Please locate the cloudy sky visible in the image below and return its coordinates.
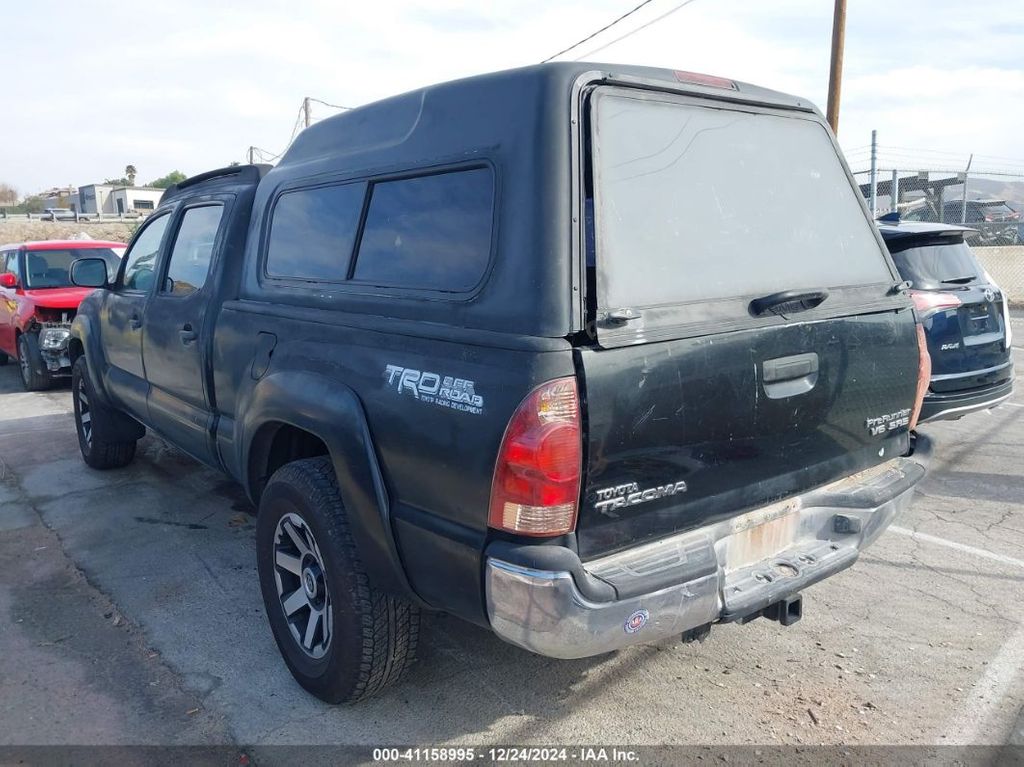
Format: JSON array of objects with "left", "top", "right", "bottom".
[{"left": 4, "top": 0, "right": 1023, "bottom": 194}]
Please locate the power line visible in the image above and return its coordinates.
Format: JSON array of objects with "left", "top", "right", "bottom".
[
  {"left": 572, "top": 0, "right": 702, "bottom": 60},
  {"left": 541, "top": 0, "right": 656, "bottom": 63}
]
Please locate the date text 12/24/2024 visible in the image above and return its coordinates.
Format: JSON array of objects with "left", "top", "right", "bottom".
[{"left": 372, "top": 747, "right": 641, "bottom": 762}]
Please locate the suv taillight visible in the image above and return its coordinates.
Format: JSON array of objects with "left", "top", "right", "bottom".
[
  {"left": 909, "top": 323, "right": 932, "bottom": 431},
  {"left": 910, "top": 290, "right": 962, "bottom": 315},
  {"left": 489, "top": 377, "right": 582, "bottom": 537}
]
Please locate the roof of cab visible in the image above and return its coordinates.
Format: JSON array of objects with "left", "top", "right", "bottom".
[{"left": 278, "top": 62, "right": 815, "bottom": 169}]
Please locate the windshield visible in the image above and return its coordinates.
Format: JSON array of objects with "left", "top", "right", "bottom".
[
  {"left": 591, "top": 92, "right": 892, "bottom": 310},
  {"left": 24, "top": 248, "right": 124, "bottom": 289},
  {"left": 888, "top": 239, "right": 983, "bottom": 289}
]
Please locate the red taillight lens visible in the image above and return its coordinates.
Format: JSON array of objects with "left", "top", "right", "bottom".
[
  {"left": 910, "top": 290, "right": 962, "bottom": 315},
  {"left": 489, "top": 377, "right": 582, "bottom": 537},
  {"left": 909, "top": 324, "right": 931, "bottom": 431}
]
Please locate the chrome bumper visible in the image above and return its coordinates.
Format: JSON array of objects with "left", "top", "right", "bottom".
[{"left": 485, "top": 439, "right": 930, "bottom": 659}]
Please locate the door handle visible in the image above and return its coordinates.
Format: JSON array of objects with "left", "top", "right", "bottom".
[
  {"left": 179, "top": 325, "right": 198, "bottom": 345},
  {"left": 128, "top": 316, "right": 142, "bottom": 330},
  {"left": 762, "top": 352, "right": 819, "bottom": 399}
]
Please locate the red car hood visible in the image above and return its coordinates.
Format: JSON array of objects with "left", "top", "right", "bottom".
[{"left": 22, "top": 287, "right": 94, "bottom": 309}]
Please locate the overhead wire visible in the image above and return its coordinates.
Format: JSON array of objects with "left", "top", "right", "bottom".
[
  {"left": 541, "top": 0, "right": 656, "bottom": 62},
  {"left": 572, "top": 0, "right": 702, "bottom": 60}
]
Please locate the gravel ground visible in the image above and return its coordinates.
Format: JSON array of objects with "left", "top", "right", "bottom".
[
  {"left": 0, "top": 219, "right": 137, "bottom": 244},
  {"left": 0, "top": 316, "right": 1020, "bottom": 753}
]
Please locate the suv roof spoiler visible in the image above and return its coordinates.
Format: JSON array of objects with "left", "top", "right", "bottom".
[{"left": 162, "top": 164, "right": 272, "bottom": 201}]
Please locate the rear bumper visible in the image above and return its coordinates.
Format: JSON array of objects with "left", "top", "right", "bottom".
[
  {"left": 920, "top": 376, "right": 1014, "bottom": 422},
  {"left": 485, "top": 434, "right": 931, "bottom": 659}
]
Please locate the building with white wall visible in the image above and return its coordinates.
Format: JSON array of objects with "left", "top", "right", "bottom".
[{"left": 78, "top": 184, "right": 163, "bottom": 215}]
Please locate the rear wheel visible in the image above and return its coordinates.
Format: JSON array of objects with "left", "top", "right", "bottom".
[
  {"left": 0, "top": 350, "right": 8, "bottom": 366},
  {"left": 256, "top": 456, "right": 419, "bottom": 703},
  {"left": 17, "top": 333, "right": 50, "bottom": 391},
  {"left": 72, "top": 356, "right": 137, "bottom": 469}
]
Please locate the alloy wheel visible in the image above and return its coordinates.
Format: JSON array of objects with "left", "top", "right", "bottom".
[
  {"left": 273, "top": 512, "right": 333, "bottom": 659},
  {"left": 76, "top": 375, "right": 92, "bottom": 448},
  {"left": 18, "top": 338, "right": 31, "bottom": 387}
]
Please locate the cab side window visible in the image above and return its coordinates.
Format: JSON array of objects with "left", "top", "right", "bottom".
[
  {"left": 122, "top": 214, "right": 170, "bottom": 292},
  {"left": 162, "top": 205, "right": 224, "bottom": 296}
]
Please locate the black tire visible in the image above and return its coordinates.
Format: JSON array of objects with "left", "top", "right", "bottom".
[
  {"left": 257, "top": 456, "right": 419, "bottom": 704},
  {"left": 0, "top": 350, "right": 8, "bottom": 366},
  {"left": 72, "top": 356, "right": 137, "bottom": 469},
  {"left": 17, "top": 333, "right": 50, "bottom": 391}
]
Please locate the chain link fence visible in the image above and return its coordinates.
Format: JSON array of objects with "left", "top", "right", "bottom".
[{"left": 851, "top": 162, "right": 1024, "bottom": 307}]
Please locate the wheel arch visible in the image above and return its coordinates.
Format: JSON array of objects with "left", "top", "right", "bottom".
[
  {"left": 69, "top": 313, "right": 113, "bottom": 406},
  {"left": 240, "top": 370, "right": 420, "bottom": 603}
]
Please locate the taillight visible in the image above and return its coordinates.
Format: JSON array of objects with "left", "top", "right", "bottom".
[
  {"left": 909, "top": 323, "right": 932, "bottom": 431},
  {"left": 489, "top": 377, "right": 582, "bottom": 537},
  {"left": 910, "top": 290, "right": 962, "bottom": 315}
]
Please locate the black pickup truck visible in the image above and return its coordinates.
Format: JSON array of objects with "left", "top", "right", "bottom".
[{"left": 67, "top": 63, "right": 932, "bottom": 704}]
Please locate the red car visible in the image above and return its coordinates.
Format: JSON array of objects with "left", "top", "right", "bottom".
[{"left": 0, "top": 240, "right": 125, "bottom": 390}]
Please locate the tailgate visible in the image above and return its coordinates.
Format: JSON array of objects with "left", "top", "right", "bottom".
[
  {"left": 577, "top": 85, "right": 916, "bottom": 560},
  {"left": 576, "top": 312, "right": 917, "bottom": 558}
]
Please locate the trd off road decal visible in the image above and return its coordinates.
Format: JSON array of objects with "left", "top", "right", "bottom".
[{"left": 384, "top": 364, "right": 484, "bottom": 415}]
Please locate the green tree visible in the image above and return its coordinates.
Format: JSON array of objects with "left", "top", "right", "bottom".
[
  {"left": 147, "top": 170, "right": 187, "bottom": 189},
  {"left": 12, "top": 195, "right": 45, "bottom": 213},
  {"left": 125, "top": 164, "right": 137, "bottom": 186},
  {"left": 104, "top": 176, "right": 130, "bottom": 186}
]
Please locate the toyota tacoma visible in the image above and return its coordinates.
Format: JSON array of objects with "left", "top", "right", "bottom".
[{"left": 66, "top": 63, "right": 932, "bottom": 703}]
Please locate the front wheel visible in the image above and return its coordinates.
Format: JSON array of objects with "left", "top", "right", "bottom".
[
  {"left": 17, "top": 333, "right": 50, "bottom": 391},
  {"left": 256, "top": 456, "right": 419, "bottom": 703},
  {"left": 72, "top": 356, "right": 138, "bottom": 469},
  {"left": 0, "top": 349, "right": 8, "bottom": 366}
]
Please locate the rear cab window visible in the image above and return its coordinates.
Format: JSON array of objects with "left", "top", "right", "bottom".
[{"left": 588, "top": 89, "right": 895, "bottom": 338}]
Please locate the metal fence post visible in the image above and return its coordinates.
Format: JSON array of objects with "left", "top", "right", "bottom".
[{"left": 869, "top": 129, "right": 878, "bottom": 218}]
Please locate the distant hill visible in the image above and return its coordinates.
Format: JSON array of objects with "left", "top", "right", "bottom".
[{"left": 967, "top": 177, "right": 1024, "bottom": 209}]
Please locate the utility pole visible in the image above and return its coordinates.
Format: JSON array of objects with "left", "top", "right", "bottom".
[
  {"left": 303, "top": 97, "right": 311, "bottom": 129},
  {"left": 826, "top": 0, "right": 847, "bottom": 135},
  {"left": 869, "top": 129, "right": 878, "bottom": 218},
  {"left": 890, "top": 169, "right": 900, "bottom": 213},
  {"left": 248, "top": 146, "right": 255, "bottom": 165}
]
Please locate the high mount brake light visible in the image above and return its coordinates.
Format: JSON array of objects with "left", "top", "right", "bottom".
[
  {"left": 489, "top": 377, "right": 582, "bottom": 537},
  {"left": 910, "top": 290, "right": 962, "bottom": 315},
  {"left": 909, "top": 323, "right": 931, "bottom": 431},
  {"left": 673, "top": 70, "right": 737, "bottom": 90}
]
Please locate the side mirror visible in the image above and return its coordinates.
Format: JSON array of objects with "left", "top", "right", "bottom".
[
  {"left": 0, "top": 272, "right": 17, "bottom": 289},
  {"left": 70, "top": 258, "right": 110, "bottom": 289}
]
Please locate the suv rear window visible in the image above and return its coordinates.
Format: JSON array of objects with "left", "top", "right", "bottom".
[
  {"left": 591, "top": 92, "right": 891, "bottom": 310},
  {"left": 888, "top": 239, "right": 983, "bottom": 289},
  {"left": 353, "top": 167, "right": 493, "bottom": 291}
]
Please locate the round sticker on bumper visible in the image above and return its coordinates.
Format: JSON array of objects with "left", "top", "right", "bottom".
[{"left": 624, "top": 609, "right": 649, "bottom": 634}]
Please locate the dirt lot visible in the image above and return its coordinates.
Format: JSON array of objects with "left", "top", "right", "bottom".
[
  {"left": 0, "top": 219, "right": 137, "bottom": 245},
  {"left": 0, "top": 318, "right": 1021, "bottom": 753}
]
